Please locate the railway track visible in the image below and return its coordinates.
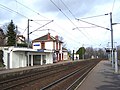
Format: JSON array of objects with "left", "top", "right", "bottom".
[
  {"left": 40, "top": 61, "right": 98, "bottom": 90},
  {"left": 0, "top": 59, "right": 100, "bottom": 90}
]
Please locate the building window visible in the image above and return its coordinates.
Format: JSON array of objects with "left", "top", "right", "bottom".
[
  {"left": 41, "top": 42, "right": 45, "bottom": 49},
  {"left": 59, "top": 43, "right": 61, "bottom": 50},
  {"left": 7, "top": 53, "right": 10, "bottom": 69},
  {"left": 56, "top": 42, "right": 58, "bottom": 50},
  {"left": 33, "top": 55, "right": 41, "bottom": 65}
]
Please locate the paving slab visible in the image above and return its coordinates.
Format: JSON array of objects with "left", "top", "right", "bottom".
[{"left": 76, "top": 60, "right": 120, "bottom": 90}]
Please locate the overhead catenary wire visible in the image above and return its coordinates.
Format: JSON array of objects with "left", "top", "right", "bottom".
[
  {"left": 1, "top": 0, "right": 110, "bottom": 48},
  {"left": 0, "top": 3, "right": 54, "bottom": 36},
  {"left": 29, "top": 20, "right": 54, "bottom": 34},
  {"left": 53, "top": 21, "right": 82, "bottom": 44},
  {"left": 50, "top": 0, "right": 77, "bottom": 27},
  {"left": 0, "top": 3, "right": 29, "bottom": 19},
  {"left": 59, "top": 0, "right": 112, "bottom": 46},
  {"left": 76, "top": 17, "right": 110, "bottom": 31},
  {"left": 59, "top": 0, "right": 112, "bottom": 44},
  {"left": 59, "top": 0, "right": 113, "bottom": 32},
  {"left": 0, "top": 3, "right": 42, "bottom": 28},
  {"left": 59, "top": 0, "right": 103, "bottom": 45},
  {"left": 80, "top": 14, "right": 109, "bottom": 19},
  {"left": 0, "top": 1, "right": 79, "bottom": 49},
  {"left": 14, "top": 0, "right": 56, "bottom": 34},
  {"left": 0, "top": 1, "right": 79, "bottom": 47},
  {"left": 50, "top": 0, "right": 97, "bottom": 45},
  {"left": 59, "top": 0, "right": 76, "bottom": 19},
  {"left": 15, "top": 0, "right": 49, "bottom": 20}
]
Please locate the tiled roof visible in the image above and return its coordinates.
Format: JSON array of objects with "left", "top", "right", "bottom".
[
  {"left": 32, "top": 33, "right": 63, "bottom": 43},
  {"left": 33, "top": 33, "right": 55, "bottom": 41}
]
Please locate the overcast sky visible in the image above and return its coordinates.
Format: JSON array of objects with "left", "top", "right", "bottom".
[{"left": 0, "top": 0, "right": 120, "bottom": 51}]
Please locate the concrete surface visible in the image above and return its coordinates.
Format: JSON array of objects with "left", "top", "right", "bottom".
[{"left": 76, "top": 60, "right": 120, "bottom": 90}]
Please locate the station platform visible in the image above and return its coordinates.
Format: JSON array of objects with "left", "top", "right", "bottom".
[{"left": 76, "top": 60, "right": 120, "bottom": 90}]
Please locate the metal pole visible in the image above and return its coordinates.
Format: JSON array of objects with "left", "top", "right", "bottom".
[
  {"left": 15, "top": 25, "right": 18, "bottom": 47},
  {"left": 73, "top": 50, "right": 74, "bottom": 61},
  {"left": 82, "top": 44, "right": 84, "bottom": 60},
  {"left": 115, "top": 47, "right": 118, "bottom": 73},
  {"left": 110, "top": 12, "right": 114, "bottom": 68},
  {"left": 28, "top": 19, "right": 29, "bottom": 48}
]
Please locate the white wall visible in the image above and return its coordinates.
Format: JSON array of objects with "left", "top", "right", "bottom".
[
  {"left": 2, "top": 47, "right": 53, "bottom": 69},
  {"left": 63, "top": 52, "right": 68, "bottom": 60},
  {"left": 29, "top": 52, "right": 53, "bottom": 65},
  {"left": 12, "top": 52, "right": 27, "bottom": 68},
  {"left": 3, "top": 49, "right": 8, "bottom": 69},
  {"left": 45, "top": 41, "right": 53, "bottom": 50},
  {"left": 46, "top": 53, "right": 53, "bottom": 64},
  {"left": 33, "top": 41, "right": 62, "bottom": 52}
]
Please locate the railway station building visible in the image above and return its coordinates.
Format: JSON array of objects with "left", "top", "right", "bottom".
[
  {"left": 1, "top": 46, "right": 53, "bottom": 69},
  {"left": 0, "top": 33, "right": 68, "bottom": 69},
  {"left": 32, "top": 33, "right": 63, "bottom": 62}
]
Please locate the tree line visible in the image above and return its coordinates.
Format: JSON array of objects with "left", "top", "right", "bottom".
[
  {"left": 0, "top": 20, "right": 18, "bottom": 67},
  {"left": 76, "top": 47, "right": 107, "bottom": 59},
  {"left": 0, "top": 20, "right": 28, "bottom": 47}
]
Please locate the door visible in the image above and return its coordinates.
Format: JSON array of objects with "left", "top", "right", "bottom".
[{"left": 19, "top": 54, "right": 24, "bottom": 67}]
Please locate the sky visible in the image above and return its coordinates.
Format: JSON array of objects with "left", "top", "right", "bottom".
[{"left": 0, "top": 0, "right": 120, "bottom": 51}]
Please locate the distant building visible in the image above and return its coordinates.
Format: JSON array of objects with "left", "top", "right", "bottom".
[
  {"left": 16, "top": 35, "right": 26, "bottom": 44},
  {"left": 62, "top": 47, "right": 69, "bottom": 60},
  {"left": 32, "top": 33, "right": 63, "bottom": 62},
  {"left": 74, "top": 53, "right": 79, "bottom": 60}
]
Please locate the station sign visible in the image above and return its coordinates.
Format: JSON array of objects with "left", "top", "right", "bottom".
[{"left": 33, "top": 42, "right": 41, "bottom": 49}]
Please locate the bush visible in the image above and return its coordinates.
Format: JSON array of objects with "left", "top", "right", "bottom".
[
  {"left": 17, "top": 43, "right": 28, "bottom": 47},
  {"left": 0, "top": 62, "right": 5, "bottom": 67},
  {"left": 0, "top": 50, "right": 4, "bottom": 67}
]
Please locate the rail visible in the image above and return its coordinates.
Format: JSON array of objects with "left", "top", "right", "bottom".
[
  {"left": 0, "top": 61, "right": 83, "bottom": 89},
  {"left": 40, "top": 61, "right": 99, "bottom": 90}
]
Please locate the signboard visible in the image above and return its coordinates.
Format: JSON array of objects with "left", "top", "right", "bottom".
[
  {"left": 33, "top": 42, "right": 41, "bottom": 49},
  {"left": 37, "top": 49, "right": 44, "bottom": 52}
]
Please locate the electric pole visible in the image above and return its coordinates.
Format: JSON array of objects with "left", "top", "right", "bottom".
[
  {"left": 27, "top": 19, "right": 33, "bottom": 48},
  {"left": 27, "top": 19, "right": 29, "bottom": 48},
  {"left": 110, "top": 12, "right": 118, "bottom": 73},
  {"left": 110, "top": 12, "right": 114, "bottom": 68},
  {"left": 15, "top": 25, "right": 18, "bottom": 47}
]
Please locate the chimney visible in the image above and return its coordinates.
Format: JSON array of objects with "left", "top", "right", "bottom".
[
  {"left": 47, "top": 33, "right": 50, "bottom": 40},
  {"left": 55, "top": 35, "right": 58, "bottom": 40}
]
